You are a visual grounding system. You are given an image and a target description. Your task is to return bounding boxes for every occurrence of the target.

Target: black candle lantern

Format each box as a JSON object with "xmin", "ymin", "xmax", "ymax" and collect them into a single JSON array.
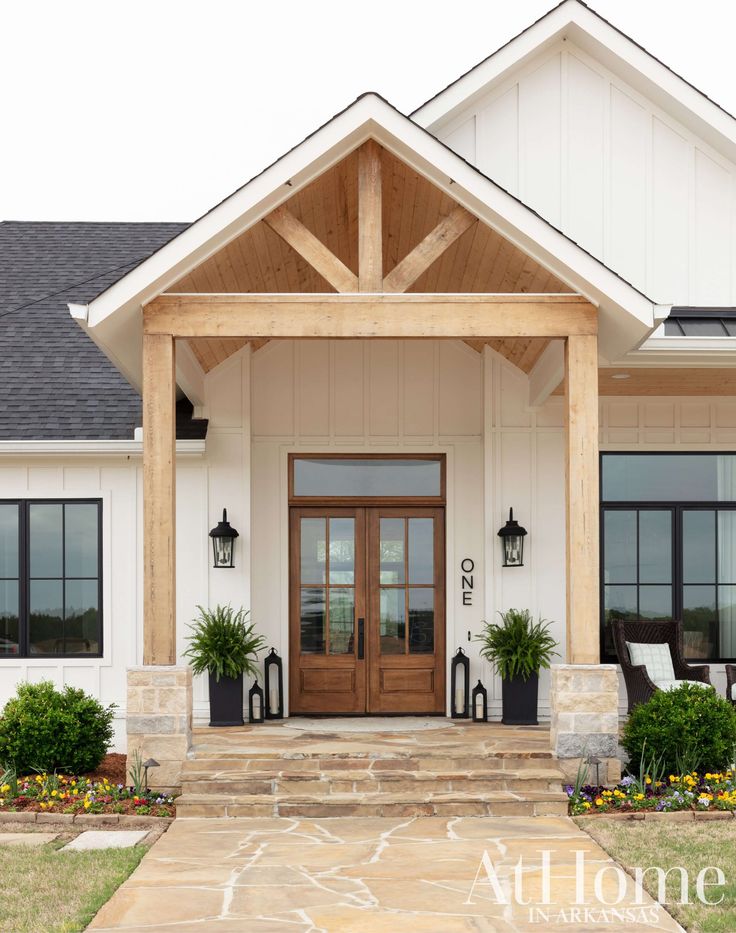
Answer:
[
  {"xmin": 264, "ymin": 648, "xmax": 284, "ymax": 720},
  {"xmin": 209, "ymin": 509, "xmax": 239, "ymax": 568},
  {"xmin": 450, "ymin": 647, "xmax": 470, "ymax": 719},
  {"xmin": 471, "ymin": 680, "xmax": 488, "ymax": 722},
  {"xmin": 248, "ymin": 679, "xmax": 265, "ymax": 724},
  {"xmin": 497, "ymin": 508, "xmax": 527, "ymax": 567}
]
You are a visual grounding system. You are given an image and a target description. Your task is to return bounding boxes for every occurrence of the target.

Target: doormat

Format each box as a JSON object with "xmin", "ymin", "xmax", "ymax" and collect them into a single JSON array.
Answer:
[{"xmin": 287, "ymin": 717, "xmax": 452, "ymax": 733}]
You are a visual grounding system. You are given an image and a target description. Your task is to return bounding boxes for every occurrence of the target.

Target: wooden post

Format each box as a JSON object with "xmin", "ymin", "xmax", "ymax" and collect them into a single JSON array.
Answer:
[
  {"xmin": 565, "ymin": 334, "xmax": 600, "ymax": 664},
  {"xmin": 142, "ymin": 332, "xmax": 177, "ymax": 665},
  {"xmin": 358, "ymin": 140, "xmax": 382, "ymax": 291}
]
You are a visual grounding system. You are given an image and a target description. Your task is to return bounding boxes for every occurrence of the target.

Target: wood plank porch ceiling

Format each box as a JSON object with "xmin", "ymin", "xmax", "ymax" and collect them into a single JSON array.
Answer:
[{"xmin": 168, "ymin": 145, "xmax": 572, "ymax": 374}]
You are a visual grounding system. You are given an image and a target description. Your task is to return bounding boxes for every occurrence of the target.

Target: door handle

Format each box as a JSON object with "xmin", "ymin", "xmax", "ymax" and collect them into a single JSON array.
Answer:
[{"xmin": 357, "ymin": 617, "xmax": 365, "ymax": 660}]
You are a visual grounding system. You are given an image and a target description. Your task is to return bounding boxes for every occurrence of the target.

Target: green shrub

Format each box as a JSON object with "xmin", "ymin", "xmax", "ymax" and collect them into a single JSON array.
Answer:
[
  {"xmin": 0, "ymin": 681, "xmax": 115, "ymax": 774},
  {"xmin": 622, "ymin": 683, "xmax": 736, "ymax": 775}
]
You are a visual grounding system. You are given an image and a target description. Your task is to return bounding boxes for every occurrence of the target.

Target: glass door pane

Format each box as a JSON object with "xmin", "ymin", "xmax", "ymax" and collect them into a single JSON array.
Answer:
[{"xmin": 299, "ymin": 516, "xmax": 356, "ymax": 656}]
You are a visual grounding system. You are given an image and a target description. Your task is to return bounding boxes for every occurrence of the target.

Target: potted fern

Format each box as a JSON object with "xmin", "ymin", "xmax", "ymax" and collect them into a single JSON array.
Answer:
[
  {"xmin": 184, "ymin": 605, "xmax": 265, "ymax": 726},
  {"xmin": 475, "ymin": 609, "xmax": 558, "ymax": 725}
]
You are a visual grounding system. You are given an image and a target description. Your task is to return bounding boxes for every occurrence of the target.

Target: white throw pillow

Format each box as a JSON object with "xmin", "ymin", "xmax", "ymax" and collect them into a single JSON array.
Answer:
[
  {"xmin": 626, "ymin": 641, "xmax": 675, "ymax": 683},
  {"xmin": 655, "ymin": 679, "xmax": 710, "ymax": 692},
  {"xmin": 731, "ymin": 683, "xmax": 736, "ymax": 701}
]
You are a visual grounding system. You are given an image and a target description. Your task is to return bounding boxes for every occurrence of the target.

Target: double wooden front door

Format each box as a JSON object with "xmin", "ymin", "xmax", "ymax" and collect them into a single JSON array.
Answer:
[{"xmin": 289, "ymin": 507, "xmax": 445, "ymax": 714}]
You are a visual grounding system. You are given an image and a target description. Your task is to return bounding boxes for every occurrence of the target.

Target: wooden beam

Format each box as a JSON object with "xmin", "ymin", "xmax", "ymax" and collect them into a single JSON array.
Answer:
[
  {"xmin": 565, "ymin": 334, "xmax": 599, "ymax": 665},
  {"xmin": 263, "ymin": 204, "xmax": 359, "ymax": 293},
  {"xmin": 358, "ymin": 140, "xmax": 382, "ymax": 291},
  {"xmin": 383, "ymin": 205, "xmax": 476, "ymax": 293},
  {"xmin": 144, "ymin": 294, "xmax": 597, "ymax": 339},
  {"xmin": 142, "ymin": 332, "xmax": 177, "ymax": 666}
]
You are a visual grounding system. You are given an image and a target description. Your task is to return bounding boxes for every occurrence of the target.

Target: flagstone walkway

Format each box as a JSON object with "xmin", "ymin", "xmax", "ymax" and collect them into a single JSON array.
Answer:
[{"xmin": 90, "ymin": 815, "xmax": 683, "ymax": 932}]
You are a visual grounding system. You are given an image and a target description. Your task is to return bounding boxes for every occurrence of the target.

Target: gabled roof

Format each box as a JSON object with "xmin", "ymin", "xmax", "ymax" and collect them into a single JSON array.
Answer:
[
  {"xmin": 0, "ymin": 222, "xmax": 207, "ymax": 440},
  {"xmin": 412, "ymin": 0, "xmax": 736, "ymax": 164},
  {"xmin": 72, "ymin": 93, "xmax": 664, "ymax": 390}
]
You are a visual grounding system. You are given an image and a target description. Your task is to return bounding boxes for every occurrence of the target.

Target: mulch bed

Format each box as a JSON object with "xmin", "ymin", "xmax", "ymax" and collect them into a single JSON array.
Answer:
[{"xmin": 84, "ymin": 753, "xmax": 127, "ymax": 785}]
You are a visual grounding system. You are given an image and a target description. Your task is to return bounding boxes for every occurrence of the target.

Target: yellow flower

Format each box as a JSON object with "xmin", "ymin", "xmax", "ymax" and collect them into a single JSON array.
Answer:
[
  {"xmin": 35, "ymin": 775, "xmax": 42, "ymax": 784},
  {"xmin": 634, "ymin": 793, "xmax": 645, "ymax": 801},
  {"xmin": 669, "ymin": 775, "xmax": 677, "ymax": 783},
  {"xmin": 83, "ymin": 800, "xmax": 91, "ymax": 809},
  {"xmin": 72, "ymin": 789, "xmax": 78, "ymax": 796},
  {"xmin": 583, "ymin": 801, "xmax": 592, "ymax": 809},
  {"xmin": 595, "ymin": 797, "xmax": 604, "ymax": 806},
  {"xmin": 39, "ymin": 802, "xmax": 46, "ymax": 810},
  {"xmin": 51, "ymin": 790, "xmax": 57, "ymax": 797},
  {"xmin": 1, "ymin": 784, "xmax": 10, "ymax": 794},
  {"xmin": 645, "ymin": 776, "xmax": 652, "ymax": 785},
  {"xmin": 71, "ymin": 780, "xmax": 76, "ymax": 787}
]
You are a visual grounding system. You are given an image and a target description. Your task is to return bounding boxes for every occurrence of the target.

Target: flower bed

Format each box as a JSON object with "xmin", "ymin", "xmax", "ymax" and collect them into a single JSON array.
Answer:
[
  {"xmin": 568, "ymin": 771, "xmax": 736, "ymax": 816},
  {"xmin": 0, "ymin": 771, "xmax": 175, "ymax": 817}
]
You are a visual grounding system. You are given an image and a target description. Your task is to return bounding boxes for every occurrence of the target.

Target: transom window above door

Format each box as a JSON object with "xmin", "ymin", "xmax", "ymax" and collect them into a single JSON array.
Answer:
[{"xmin": 290, "ymin": 455, "xmax": 445, "ymax": 503}]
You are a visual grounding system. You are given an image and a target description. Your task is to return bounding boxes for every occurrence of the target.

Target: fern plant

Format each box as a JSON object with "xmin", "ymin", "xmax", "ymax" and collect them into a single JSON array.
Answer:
[
  {"xmin": 475, "ymin": 609, "xmax": 558, "ymax": 682},
  {"xmin": 184, "ymin": 605, "xmax": 265, "ymax": 681}
]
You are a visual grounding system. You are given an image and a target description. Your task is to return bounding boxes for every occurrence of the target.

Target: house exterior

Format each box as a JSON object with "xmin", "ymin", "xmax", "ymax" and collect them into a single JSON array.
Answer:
[{"xmin": 2, "ymin": 0, "xmax": 736, "ymax": 784}]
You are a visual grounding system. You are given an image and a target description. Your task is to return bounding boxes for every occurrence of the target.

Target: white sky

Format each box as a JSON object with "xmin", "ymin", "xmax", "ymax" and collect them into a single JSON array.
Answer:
[{"xmin": 2, "ymin": 0, "xmax": 735, "ymax": 222}]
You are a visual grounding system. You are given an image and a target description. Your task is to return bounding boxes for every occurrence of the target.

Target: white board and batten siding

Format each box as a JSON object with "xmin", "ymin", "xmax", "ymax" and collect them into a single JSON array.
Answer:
[
  {"xmin": 4, "ymin": 347, "xmax": 736, "ymax": 730},
  {"xmin": 439, "ymin": 41, "xmax": 736, "ymax": 308}
]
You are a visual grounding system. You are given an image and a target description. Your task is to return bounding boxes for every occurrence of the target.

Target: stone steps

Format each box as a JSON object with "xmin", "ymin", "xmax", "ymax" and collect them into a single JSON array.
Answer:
[
  {"xmin": 175, "ymin": 790, "xmax": 569, "ymax": 819},
  {"xmin": 181, "ymin": 769, "xmax": 564, "ymax": 796},
  {"xmin": 177, "ymin": 721, "xmax": 567, "ymax": 819}
]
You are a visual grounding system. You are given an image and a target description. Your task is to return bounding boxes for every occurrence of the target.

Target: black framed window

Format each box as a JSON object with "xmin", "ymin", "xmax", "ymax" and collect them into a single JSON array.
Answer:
[
  {"xmin": 0, "ymin": 500, "xmax": 102, "ymax": 658},
  {"xmin": 601, "ymin": 454, "xmax": 736, "ymax": 662}
]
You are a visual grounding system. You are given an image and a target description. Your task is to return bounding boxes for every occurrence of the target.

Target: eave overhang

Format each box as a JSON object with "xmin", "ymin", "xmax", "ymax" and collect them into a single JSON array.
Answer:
[{"xmin": 71, "ymin": 93, "xmax": 661, "ymax": 393}]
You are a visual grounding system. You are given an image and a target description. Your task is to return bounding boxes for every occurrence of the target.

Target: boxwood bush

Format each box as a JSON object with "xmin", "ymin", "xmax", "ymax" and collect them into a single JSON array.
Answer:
[
  {"xmin": 622, "ymin": 682, "xmax": 736, "ymax": 775},
  {"xmin": 0, "ymin": 681, "xmax": 115, "ymax": 774}
]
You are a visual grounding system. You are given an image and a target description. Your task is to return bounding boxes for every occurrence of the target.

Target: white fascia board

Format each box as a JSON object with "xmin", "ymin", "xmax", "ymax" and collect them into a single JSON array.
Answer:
[
  {"xmin": 614, "ymin": 335, "xmax": 736, "ymax": 367},
  {"xmin": 0, "ymin": 439, "xmax": 206, "ymax": 458},
  {"xmin": 78, "ymin": 93, "xmax": 656, "ymax": 384},
  {"xmin": 414, "ymin": 1, "xmax": 736, "ymax": 163},
  {"xmin": 412, "ymin": 1, "xmax": 574, "ymax": 128}
]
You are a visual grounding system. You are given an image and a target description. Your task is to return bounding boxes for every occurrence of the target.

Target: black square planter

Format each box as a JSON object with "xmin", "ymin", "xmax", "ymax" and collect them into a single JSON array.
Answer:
[
  {"xmin": 501, "ymin": 672, "xmax": 539, "ymax": 725},
  {"xmin": 208, "ymin": 673, "xmax": 244, "ymax": 727}
]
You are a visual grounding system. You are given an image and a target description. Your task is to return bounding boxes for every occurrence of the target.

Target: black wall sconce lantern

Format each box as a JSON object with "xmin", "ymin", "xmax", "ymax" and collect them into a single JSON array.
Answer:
[
  {"xmin": 248, "ymin": 679, "xmax": 265, "ymax": 724},
  {"xmin": 498, "ymin": 508, "xmax": 527, "ymax": 567},
  {"xmin": 264, "ymin": 648, "xmax": 284, "ymax": 720},
  {"xmin": 209, "ymin": 509, "xmax": 239, "ymax": 568},
  {"xmin": 471, "ymin": 680, "xmax": 488, "ymax": 722},
  {"xmin": 450, "ymin": 647, "xmax": 470, "ymax": 719}
]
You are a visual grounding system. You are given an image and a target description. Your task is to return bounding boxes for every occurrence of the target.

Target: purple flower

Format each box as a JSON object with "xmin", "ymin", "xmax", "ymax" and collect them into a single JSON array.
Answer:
[{"xmin": 620, "ymin": 776, "xmax": 636, "ymax": 787}]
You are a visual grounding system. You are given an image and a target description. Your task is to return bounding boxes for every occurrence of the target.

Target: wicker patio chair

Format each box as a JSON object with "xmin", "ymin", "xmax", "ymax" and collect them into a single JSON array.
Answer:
[
  {"xmin": 611, "ymin": 619, "xmax": 711, "ymax": 713},
  {"xmin": 726, "ymin": 665, "xmax": 736, "ymax": 706}
]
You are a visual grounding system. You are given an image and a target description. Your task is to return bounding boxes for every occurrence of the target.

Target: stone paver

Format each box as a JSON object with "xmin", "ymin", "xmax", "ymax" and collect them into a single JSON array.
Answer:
[
  {"xmin": 89, "ymin": 816, "xmax": 683, "ymax": 932},
  {"xmin": 63, "ymin": 830, "xmax": 149, "ymax": 851},
  {"xmin": 0, "ymin": 832, "xmax": 57, "ymax": 847}
]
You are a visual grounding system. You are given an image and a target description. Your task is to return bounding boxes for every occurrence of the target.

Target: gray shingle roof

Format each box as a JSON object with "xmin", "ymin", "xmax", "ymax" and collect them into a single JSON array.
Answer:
[{"xmin": 0, "ymin": 221, "xmax": 208, "ymax": 441}]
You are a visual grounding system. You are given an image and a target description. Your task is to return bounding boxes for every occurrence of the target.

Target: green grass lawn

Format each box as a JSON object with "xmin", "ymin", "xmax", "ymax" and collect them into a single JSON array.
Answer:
[
  {"xmin": 0, "ymin": 837, "xmax": 147, "ymax": 933},
  {"xmin": 581, "ymin": 818, "xmax": 736, "ymax": 933}
]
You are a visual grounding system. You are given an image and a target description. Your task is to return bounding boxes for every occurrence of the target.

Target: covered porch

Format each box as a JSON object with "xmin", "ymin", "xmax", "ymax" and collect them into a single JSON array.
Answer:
[
  {"xmin": 73, "ymin": 97, "xmax": 664, "ymax": 787},
  {"xmin": 137, "ymin": 139, "xmax": 605, "ymax": 786}
]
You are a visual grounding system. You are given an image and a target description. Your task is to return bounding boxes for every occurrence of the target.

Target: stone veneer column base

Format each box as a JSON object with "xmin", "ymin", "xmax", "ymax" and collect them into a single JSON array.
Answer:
[
  {"xmin": 127, "ymin": 666, "xmax": 192, "ymax": 791},
  {"xmin": 550, "ymin": 663, "xmax": 621, "ymax": 786}
]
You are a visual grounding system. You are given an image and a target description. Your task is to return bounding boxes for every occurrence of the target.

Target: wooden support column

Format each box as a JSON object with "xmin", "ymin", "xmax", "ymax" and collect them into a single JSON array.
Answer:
[
  {"xmin": 564, "ymin": 334, "xmax": 600, "ymax": 664},
  {"xmin": 143, "ymin": 332, "xmax": 177, "ymax": 665},
  {"xmin": 358, "ymin": 140, "xmax": 382, "ymax": 291}
]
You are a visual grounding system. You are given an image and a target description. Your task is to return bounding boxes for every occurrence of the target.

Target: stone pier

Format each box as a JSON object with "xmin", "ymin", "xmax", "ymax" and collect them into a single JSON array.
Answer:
[
  {"xmin": 549, "ymin": 663, "xmax": 621, "ymax": 785},
  {"xmin": 126, "ymin": 666, "xmax": 192, "ymax": 790}
]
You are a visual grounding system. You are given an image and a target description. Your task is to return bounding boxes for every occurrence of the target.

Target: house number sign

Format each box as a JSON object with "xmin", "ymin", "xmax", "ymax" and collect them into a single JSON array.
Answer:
[{"xmin": 460, "ymin": 558, "xmax": 474, "ymax": 606}]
